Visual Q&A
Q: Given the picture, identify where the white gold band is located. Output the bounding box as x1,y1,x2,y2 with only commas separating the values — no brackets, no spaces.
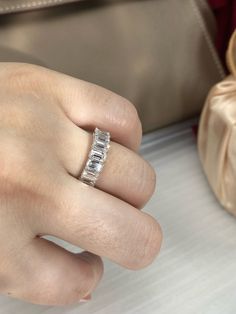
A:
79,127,110,187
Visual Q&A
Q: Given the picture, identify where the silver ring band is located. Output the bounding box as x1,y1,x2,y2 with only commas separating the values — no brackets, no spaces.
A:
79,127,110,187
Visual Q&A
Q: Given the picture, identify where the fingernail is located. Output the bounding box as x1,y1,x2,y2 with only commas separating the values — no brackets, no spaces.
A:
79,294,92,303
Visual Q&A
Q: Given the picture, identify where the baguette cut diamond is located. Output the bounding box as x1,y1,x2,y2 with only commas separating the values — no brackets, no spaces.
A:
79,128,110,186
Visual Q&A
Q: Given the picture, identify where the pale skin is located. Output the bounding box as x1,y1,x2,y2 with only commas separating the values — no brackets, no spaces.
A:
0,62,162,306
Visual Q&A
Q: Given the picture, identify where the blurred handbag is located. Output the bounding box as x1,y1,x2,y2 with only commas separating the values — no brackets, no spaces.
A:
198,29,236,216
0,0,224,133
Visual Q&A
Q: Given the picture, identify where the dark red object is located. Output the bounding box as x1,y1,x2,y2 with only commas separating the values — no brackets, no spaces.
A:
195,2,236,135
192,125,199,138
208,0,236,66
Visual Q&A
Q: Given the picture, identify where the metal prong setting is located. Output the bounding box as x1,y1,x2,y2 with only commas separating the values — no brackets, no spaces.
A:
79,128,110,187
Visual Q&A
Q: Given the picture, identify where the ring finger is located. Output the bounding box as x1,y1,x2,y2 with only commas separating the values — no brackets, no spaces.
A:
60,123,156,209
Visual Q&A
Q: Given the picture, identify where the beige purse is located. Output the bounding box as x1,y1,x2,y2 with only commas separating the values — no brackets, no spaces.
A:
0,0,224,133
198,30,236,216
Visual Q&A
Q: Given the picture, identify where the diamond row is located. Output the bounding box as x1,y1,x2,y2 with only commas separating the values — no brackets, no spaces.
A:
80,128,110,186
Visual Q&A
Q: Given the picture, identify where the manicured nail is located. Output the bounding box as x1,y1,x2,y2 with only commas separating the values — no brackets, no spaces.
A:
79,294,92,303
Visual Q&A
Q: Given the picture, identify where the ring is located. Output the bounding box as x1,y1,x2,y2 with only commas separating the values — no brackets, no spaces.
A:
79,127,111,187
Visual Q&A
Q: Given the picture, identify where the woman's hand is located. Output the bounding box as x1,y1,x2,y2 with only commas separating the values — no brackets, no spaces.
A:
0,62,162,306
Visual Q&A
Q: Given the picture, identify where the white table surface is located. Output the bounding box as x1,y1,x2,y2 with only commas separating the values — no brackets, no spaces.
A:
1,120,236,314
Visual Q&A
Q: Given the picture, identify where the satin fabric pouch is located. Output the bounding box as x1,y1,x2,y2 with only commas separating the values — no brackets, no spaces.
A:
198,29,236,216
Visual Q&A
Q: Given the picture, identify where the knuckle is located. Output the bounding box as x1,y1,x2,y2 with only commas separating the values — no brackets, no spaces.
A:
0,142,29,212
0,140,19,183
111,97,142,150
0,137,46,211
0,102,34,132
135,160,157,208
2,63,49,95
103,92,142,142
118,98,142,133
129,216,162,270
28,262,96,306
0,255,17,295
0,138,30,180
35,282,90,306
143,216,163,265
